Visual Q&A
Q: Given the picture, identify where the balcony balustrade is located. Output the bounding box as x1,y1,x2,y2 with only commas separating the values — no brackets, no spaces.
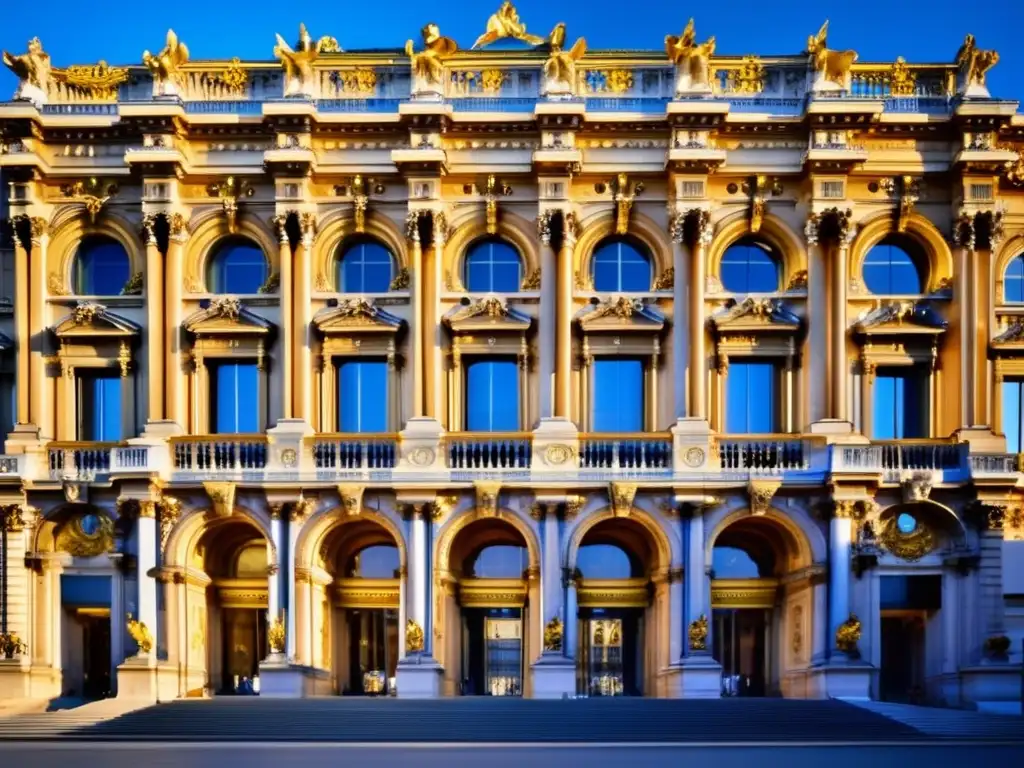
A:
311,434,398,478
169,435,269,478
830,439,969,482
578,434,673,475
446,432,533,475
716,435,815,476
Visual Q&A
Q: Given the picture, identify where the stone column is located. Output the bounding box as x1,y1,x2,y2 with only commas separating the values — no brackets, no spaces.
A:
688,213,711,420
956,221,975,426
423,215,445,421
831,232,852,422
671,214,690,420
268,509,283,626
40,558,64,672
27,221,52,437
164,225,187,426
564,569,578,659
406,504,429,654
12,234,30,425
811,577,828,665
540,504,562,638
668,567,684,662
805,221,827,425
408,218,425,418
135,502,159,658
286,507,302,661
142,218,165,423
684,508,711,655
275,216,294,419
554,212,577,420
828,505,854,658
109,554,125,680
538,215,557,420
941,567,960,674
293,221,315,424
398,566,408,662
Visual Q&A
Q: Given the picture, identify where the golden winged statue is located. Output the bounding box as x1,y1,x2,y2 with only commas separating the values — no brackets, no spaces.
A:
143,29,189,97
3,37,52,104
805,21,857,90
688,614,708,651
542,23,587,98
472,2,545,49
955,34,999,94
267,615,286,654
665,19,716,93
275,23,333,97
405,24,457,95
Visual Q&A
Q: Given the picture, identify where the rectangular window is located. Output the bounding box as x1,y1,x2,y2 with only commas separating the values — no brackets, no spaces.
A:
592,358,644,432
872,367,927,439
725,361,778,434
465,358,519,431
210,361,259,434
338,359,388,432
1002,379,1024,452
76,371,122,441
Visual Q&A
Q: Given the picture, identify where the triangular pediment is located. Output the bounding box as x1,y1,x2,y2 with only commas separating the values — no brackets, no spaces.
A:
314,298,404,336
855,301,947,335
54,303,140,339
711,298,801,334
577,296,665,332
445,296,531,334
184,297,272,336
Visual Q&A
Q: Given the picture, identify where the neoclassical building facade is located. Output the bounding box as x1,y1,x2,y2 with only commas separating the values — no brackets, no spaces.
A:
0,7,1023,707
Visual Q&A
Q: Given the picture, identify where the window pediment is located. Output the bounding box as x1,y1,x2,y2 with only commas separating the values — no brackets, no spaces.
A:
314,298,404,337
53,302,141,340
577,296,665,333
711,298,800,335
184,297,273,338
445,296,531,334
855,301,947,337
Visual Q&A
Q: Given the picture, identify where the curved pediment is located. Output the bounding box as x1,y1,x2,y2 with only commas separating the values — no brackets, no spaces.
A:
184,297,272,336
855,301,947,336
577,296,665,333
445,296,531,334
314,298,404,336
711,298,801,334
53,302,140,339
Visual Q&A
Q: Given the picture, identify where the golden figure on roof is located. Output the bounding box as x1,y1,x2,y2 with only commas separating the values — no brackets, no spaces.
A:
406,23,458,99
665,19,716,96
3,37,51,106
805,21,857,92
275,23,333,98
143,29,190,98
472,2,545,49
954,34,999,98
542,23,587,99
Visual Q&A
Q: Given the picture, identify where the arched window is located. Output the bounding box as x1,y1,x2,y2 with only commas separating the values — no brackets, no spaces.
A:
469,545,528,578
351,545,400,578
591,237,652,292
206,237,268,294
577,543,635,579
712,545,763,579
1005,254,1024,303
720,238,781,293
337,238,395,293
464,238,522,292
72,236,131,295
863,238,926,295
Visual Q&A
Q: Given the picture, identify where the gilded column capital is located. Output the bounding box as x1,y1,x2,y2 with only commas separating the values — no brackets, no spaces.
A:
168,212,190,244
537,209,556,245
137,500,158,519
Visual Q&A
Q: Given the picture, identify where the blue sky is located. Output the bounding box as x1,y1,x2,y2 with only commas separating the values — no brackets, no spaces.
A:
1,0,1022,101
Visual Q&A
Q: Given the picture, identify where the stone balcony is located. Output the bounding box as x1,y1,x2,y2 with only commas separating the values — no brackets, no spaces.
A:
2,425,1016,490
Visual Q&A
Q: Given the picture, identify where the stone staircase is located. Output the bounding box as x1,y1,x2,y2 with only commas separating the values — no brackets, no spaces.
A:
2,697,1016,743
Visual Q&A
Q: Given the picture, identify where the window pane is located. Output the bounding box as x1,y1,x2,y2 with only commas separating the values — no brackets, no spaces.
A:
209,239,267,294
466,359,519,431
1005,256,1024,303
211,362,259,433
74,238,131,296
725,361,777,433
338,360,388,432
353,545,400,578
78,373,122,441
577,544,633,579
1003,380,1023,452
720,241,780,294
471,546,527,578
712,546,761,579
339,240,394,293
863,242,924,295
591,239,652,292
464,240,522,293
592,359,644,431
873,368,926,439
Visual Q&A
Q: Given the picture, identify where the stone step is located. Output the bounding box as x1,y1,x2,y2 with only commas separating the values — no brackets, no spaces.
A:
848,701,1024,740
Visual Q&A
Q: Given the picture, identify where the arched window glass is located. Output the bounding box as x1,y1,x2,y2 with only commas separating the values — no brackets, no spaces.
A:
470,545,528,578
337,238,395,293
720,239,781,293
712,545,762,579
464,238,522,292
1005,254,1024,303
591,237,652,292
577,543,634,579
352,545,400,578
207,237,268,294
863,239,925,295
72,236,131,296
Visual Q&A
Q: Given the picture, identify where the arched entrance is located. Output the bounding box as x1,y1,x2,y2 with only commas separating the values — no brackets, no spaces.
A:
441,517,533,697
318,518,402,696
710,514,813,697
574,517,665,697
187,517,270,695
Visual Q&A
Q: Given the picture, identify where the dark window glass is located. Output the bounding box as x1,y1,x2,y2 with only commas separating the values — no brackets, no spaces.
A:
465,358,519,431
1005,255,1024,303
338,239,394,293
207,238,267,294
471,545,528,578
863,241,925,295
464,239,522,292
77,371,122,441
1002,379,1024,452
353,545,400,578
720,239,780,293
338,359,388,432
591,238,652,292
872,367,927,439
210,361,259,433
726,361,778,434
712,546,762,579
73,237,131,296
577,544,633,579
592,359,644,431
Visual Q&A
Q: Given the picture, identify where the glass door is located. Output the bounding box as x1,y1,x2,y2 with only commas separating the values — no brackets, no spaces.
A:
222,608,267,694
484,616,522,696
713,608,770,697
576,610,644,696
347,608,399,695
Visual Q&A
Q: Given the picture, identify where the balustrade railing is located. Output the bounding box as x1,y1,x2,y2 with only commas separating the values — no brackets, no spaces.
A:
170,435,269,474
831,440,967,480
311,434,397,474
717,436,811,475
47,442,116,480
578,434,673,472
969,453,1020,476
446,433,532,471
